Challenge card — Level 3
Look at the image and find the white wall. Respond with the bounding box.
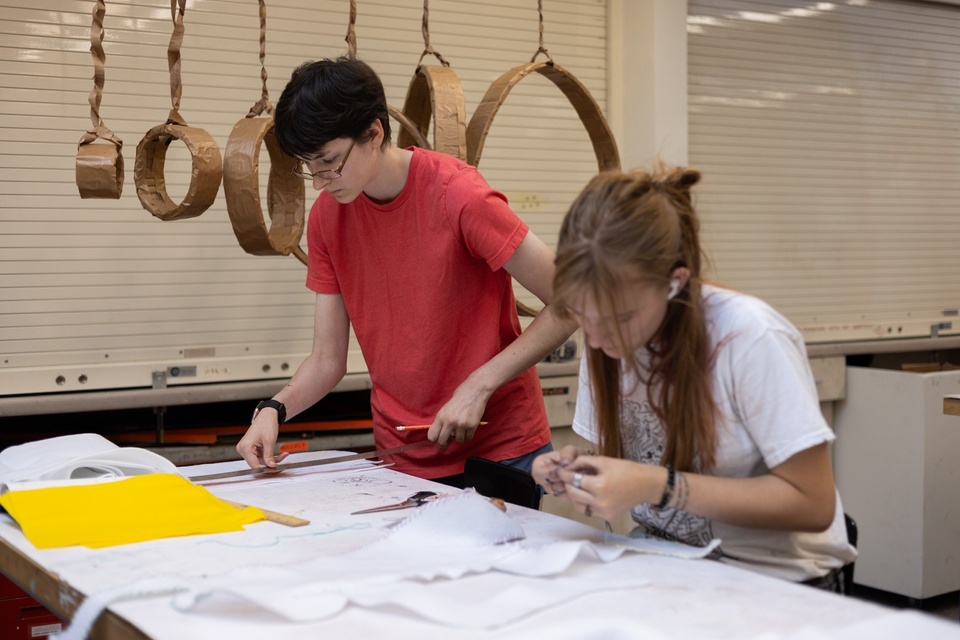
[607,0,688,170]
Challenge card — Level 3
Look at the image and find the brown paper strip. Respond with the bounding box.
[76,0,123,199]
[530,0,553,65]
[223,0,304,256]
[345,0,357,58]
[415,0,451,69]
[134,0,222,220]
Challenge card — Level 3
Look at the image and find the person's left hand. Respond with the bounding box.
[427,378,493,446]
[533,445,583,496]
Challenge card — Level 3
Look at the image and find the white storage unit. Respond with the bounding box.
[540,372,578,430]
[833,365,960,599]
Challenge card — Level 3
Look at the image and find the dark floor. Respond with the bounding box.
[852,584,959,623]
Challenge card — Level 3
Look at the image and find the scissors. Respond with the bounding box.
[350,490,438,515]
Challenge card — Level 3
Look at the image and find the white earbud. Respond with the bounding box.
[667,277,682,300]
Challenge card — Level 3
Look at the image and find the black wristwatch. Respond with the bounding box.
[253,399,286,426]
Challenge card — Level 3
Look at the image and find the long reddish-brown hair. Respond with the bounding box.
[552,166,718,472]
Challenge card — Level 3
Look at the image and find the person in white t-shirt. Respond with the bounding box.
[532,166,857,585]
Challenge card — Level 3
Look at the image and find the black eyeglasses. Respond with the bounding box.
[292,140,355,181]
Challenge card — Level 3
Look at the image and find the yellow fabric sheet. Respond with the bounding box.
[0,473,264,549]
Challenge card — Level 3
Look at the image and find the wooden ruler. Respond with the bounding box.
[221,499,310,528]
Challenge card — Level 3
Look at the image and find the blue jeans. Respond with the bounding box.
[498,441,554,475]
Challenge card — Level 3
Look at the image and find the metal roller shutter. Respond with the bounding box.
[0,0,607,396]
[688,0,960,343]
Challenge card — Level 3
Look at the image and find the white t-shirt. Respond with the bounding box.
[573,285,857,581]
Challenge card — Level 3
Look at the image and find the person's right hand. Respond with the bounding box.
[236,410,288,469]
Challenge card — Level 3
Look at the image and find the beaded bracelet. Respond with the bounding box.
[675,471,690,511]
[655,464,676,509]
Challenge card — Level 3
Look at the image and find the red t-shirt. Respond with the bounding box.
[306,147,551,478]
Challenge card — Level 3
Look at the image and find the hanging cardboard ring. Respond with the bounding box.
[223,117,305,255]
[134,123,223,221]
[76,1,124,200]
[76,135,124,199]
[467,61,620,172]
[397,65,467,160]
[467,61,620,320]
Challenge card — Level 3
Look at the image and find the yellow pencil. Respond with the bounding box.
[394,422,488,431]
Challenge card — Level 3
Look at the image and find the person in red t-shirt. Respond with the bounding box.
[236,57,577,484]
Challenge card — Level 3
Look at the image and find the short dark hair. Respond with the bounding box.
[273,56,392,159]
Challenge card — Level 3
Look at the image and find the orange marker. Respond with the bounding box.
[395,421,488,431]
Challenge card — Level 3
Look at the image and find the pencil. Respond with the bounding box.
[394,422,488,431]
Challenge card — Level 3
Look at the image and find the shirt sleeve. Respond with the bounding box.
[721,327,834,470]
[443,165,528,271]
[305,197,340,294]
[572,355,601,444]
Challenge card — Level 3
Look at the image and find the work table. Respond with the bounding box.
[1,453,958,640]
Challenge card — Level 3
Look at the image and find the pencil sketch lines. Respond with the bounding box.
[198,523,373,548]
[332,476,391,487]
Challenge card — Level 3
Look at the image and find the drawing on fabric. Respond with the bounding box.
[41,516,386,595]
[198,523,373,548]
[331,475,391,487]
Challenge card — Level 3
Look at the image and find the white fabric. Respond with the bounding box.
[7,458,940,640]
[751,610,960,640]
[573,285,857,581]
[168,492,713,625]
[51,576,189,640]
[0,433,181,494]
[57,490,718,631]
[171,490,595,624]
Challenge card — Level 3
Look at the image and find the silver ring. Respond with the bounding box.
[572,471,584,490]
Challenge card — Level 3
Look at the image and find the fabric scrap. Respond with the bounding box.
[0,473,264,549]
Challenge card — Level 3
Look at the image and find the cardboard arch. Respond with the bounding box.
[466,61,620,172]
[467,61,620,317]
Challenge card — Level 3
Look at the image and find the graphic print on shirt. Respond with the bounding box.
[622,398,715,548]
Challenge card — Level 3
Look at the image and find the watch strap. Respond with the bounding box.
[255,399,286,426]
